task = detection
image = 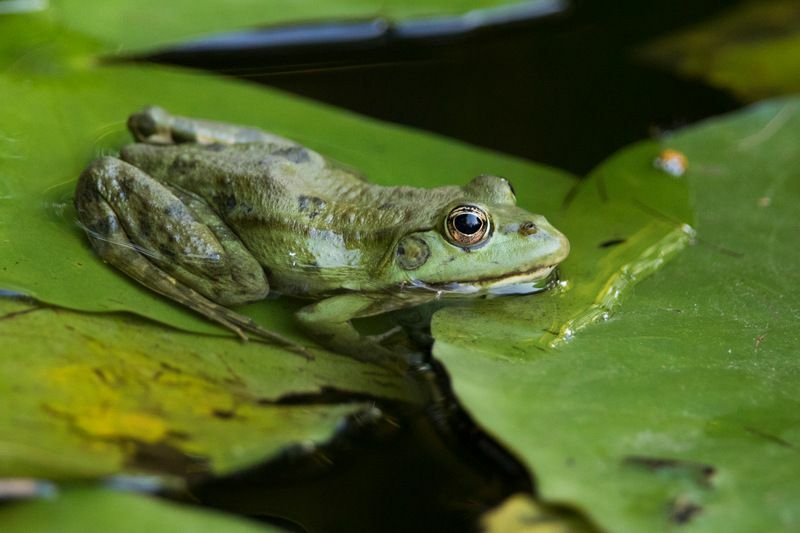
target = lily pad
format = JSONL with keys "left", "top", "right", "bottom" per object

{"left": 641, "top": 0, "right": 800, "bottom": 101}
{"left": 434, "top": 98, "right": 800, "bottom": 531}
{"left": 0, "top": 485, "right": 278, "bottom": 532}
{"left": 0, "top": 296, "right": 412, "bottom": 479}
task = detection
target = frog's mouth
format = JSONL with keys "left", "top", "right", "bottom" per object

{"left": 410, "top": 264, "right": 560, "bottom": 296}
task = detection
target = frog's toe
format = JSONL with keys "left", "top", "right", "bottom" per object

{"left": 128, "top": 106, "right": 173, "bottom": 144}
{"left": 365, "top": 326, "right": 405, "bottom": 346}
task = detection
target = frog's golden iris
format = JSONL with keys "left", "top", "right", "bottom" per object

{"left": 444, "top": 204, "right": 491, "bottom": 248}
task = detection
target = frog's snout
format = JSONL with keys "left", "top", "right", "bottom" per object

{"left": 533, "top": 217, "right": 570, "bottom": 264}
{"left": 552, "top": 228, "right": 571, "bottom": 263}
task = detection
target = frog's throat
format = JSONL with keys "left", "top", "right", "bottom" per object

{"left": 408, "top": 264, "right": 559, "bottom": 296}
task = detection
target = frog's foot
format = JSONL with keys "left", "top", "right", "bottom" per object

{"left": 296, "top": 293, "right": 438, "bottom": 373}
{"left": 128, "top": 106, "right": 297, "bottom": 147}
{"left": 127, "top": 106, "right": 173, "bottom": 144}
{"left": 75, "top": 156, "right": 312, "bottom": 360}
{"left": 204, "top": 308, "right": 314, "bottom": 361}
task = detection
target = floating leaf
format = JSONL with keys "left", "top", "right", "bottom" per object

{"left": 435, "top": 98, "right": 800, "bottom": 532}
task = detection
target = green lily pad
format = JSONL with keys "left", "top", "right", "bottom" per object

{"left": 0, "top": 486, "right": 278, "bottom": 532}
{"left": 0, "top": 296, "right": 413, "bottom": 479}
{"left": 434, "top": 97, "right": 800, "bottom": 532}
{"left": 641, "top": 0, "right": 800, "bottom": 101}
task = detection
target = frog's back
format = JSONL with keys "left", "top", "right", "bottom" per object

{"left": 120, "top": 142, "right": 458, "bottom": 296}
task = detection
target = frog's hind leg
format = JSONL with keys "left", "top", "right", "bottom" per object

{"left": 128, "top": 106, "right": 297, "bottom": 148}
{"left": 75, "top": 156, "right": 312, "bottom": 359}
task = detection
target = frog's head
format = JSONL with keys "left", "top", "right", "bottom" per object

{"left": 389, "top": 175, "right": 569, "bottom": 295}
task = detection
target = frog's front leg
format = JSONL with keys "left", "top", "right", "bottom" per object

{"left": 295, "top": 292, "right": 439, "bottom": 368}
{"left": 128, "top": 106, "right": 298, "bottom": 148}
{"left": 75, "top": 156, "right": 311, "bottom": 358}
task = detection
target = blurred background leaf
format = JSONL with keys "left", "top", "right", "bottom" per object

{"left": 44, "top": 0, "right": 564, "bottom": 54}
{"left": 642, "top": 0, "right": 800, "bottom": 101}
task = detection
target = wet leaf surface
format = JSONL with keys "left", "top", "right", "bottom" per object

{"left": 641, "top": 0, "right": 800, "bottom": 101}
{"left": 0, "top": 485, "right": 279, "bottom": 532}
{"left": 435, "top": 98, "right": 800, "bottom": 532}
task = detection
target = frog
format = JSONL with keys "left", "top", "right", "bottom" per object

{"left": 75, "top": 106, "right": 570, "bottom": 367}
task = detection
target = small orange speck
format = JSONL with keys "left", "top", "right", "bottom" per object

{"left": 654, "top": 149, "right": 688, "bottom": 177}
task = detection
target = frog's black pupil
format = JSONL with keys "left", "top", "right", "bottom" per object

{"left": 454, "top": 213, "right": 482, "bottom": 235}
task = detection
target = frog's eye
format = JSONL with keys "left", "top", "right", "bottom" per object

{"left": 444, "top": 205, "right": 491, "bottom": 248}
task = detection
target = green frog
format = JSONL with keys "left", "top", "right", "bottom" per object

{"left": 75, "top": 107, "right": 569, "bottom": 365}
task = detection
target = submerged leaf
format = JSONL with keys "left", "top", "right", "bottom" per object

{"left": 435, "top": 98, "right": 800, "bottom": 532}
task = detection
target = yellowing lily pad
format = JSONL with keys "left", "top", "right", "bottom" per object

{"left": 0, "top": 297, "right": 411, "bottom": 479}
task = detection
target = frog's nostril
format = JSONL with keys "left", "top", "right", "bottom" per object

{"left": 519, "top": 221, "right": 538, "bottom": 236}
